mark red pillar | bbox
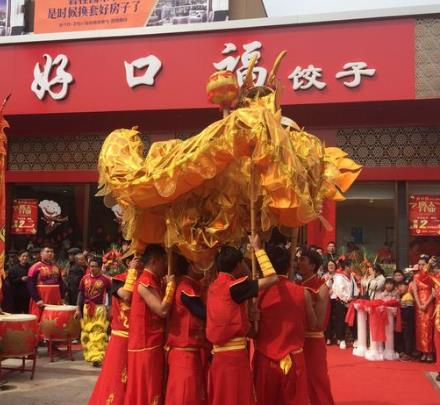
[306,200,336,248]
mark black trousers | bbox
[401,306,415,355]
[334,300,348,341]
[325,299,337,340]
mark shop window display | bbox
[336,182,396,272]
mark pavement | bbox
[0,348,99,405]
[1,345,439,405]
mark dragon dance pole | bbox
[289,227,299,280]
[250,161,259,333]
[166,215,172,276]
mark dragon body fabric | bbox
[97,61,362,268]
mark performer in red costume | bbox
[417,261,440,381]
[124,245,175,405]
[165,255,207,405]
[255,245,318,405]
[27,245,64,319]
[297,248,335,405]
[206,234,278,405]
[88,256,144,405]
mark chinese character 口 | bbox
[124,55,162,88]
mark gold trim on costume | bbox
[304,331,324,338]
[112,330,129,338]
[121,367,127,384]
[168,346,199,352]
[279,348,303,375]
[36,284,59,288]
[212,337,247,353]
[128,345,161,353]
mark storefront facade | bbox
[1,13,440,267]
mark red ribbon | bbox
[345,299,402,338]
[345,299,369,326]
[85,302,96,318]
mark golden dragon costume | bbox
[97,53,362,268]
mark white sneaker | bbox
[353,340,358,348]
[326,339,331,345]
[339,341,347,349]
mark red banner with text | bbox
[0,19,414,115]
[409,195,440,236]
[11,199,38,235]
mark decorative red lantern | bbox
[206,70,239,110]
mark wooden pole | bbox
[249,162,259,333]
[166,215,172,276]
[289,228,299,280]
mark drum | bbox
[40,305,81,341]
[0,314,38,357]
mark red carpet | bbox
[327,346,440,405]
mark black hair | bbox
[301,249,323,273]
[325,260,336,272]
[89,257,103,267]
[18,249,29,257]
[340,258,352,269]
[175,254,190,276]
[328,241,336,245]
[393,270,404,275]
[385,277,395,286]
[142,244,166,264]
[419,254,430,263]
[215,246,243,273]
[373,264,384,275]
[397,280,410,287]
[41,244,54,251]
[266,245,290,275]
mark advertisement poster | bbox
[33,0,228,34]
[11,198,38,235]
[34,0,158,33]
[409,195,440,236]
[0,0,8,36]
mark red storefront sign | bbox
[0,19,414,115]
[11,199,38,235]
[409,195,440,236]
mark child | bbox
[377,277,399,301]
[397,280,415,361]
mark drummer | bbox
[75,256,112,367]
[27,245,65,320]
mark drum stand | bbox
[0,346,38,380]
[47,336,75,362]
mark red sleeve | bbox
[104,275,112,290]
[180,279,199,298]
[79,275,86,293]
[139,271,154,289]
[419,272,434,288]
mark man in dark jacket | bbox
[66,253,87,305]
[7,250,31,313]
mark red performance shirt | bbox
[79,273,112,305]
[257,276,306,360]
[299,274,330,332]
[206,272,250,345]
[128,270,165,351]
[167,275,206,348]
[28,261,62,285]
[110,273,130,333]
